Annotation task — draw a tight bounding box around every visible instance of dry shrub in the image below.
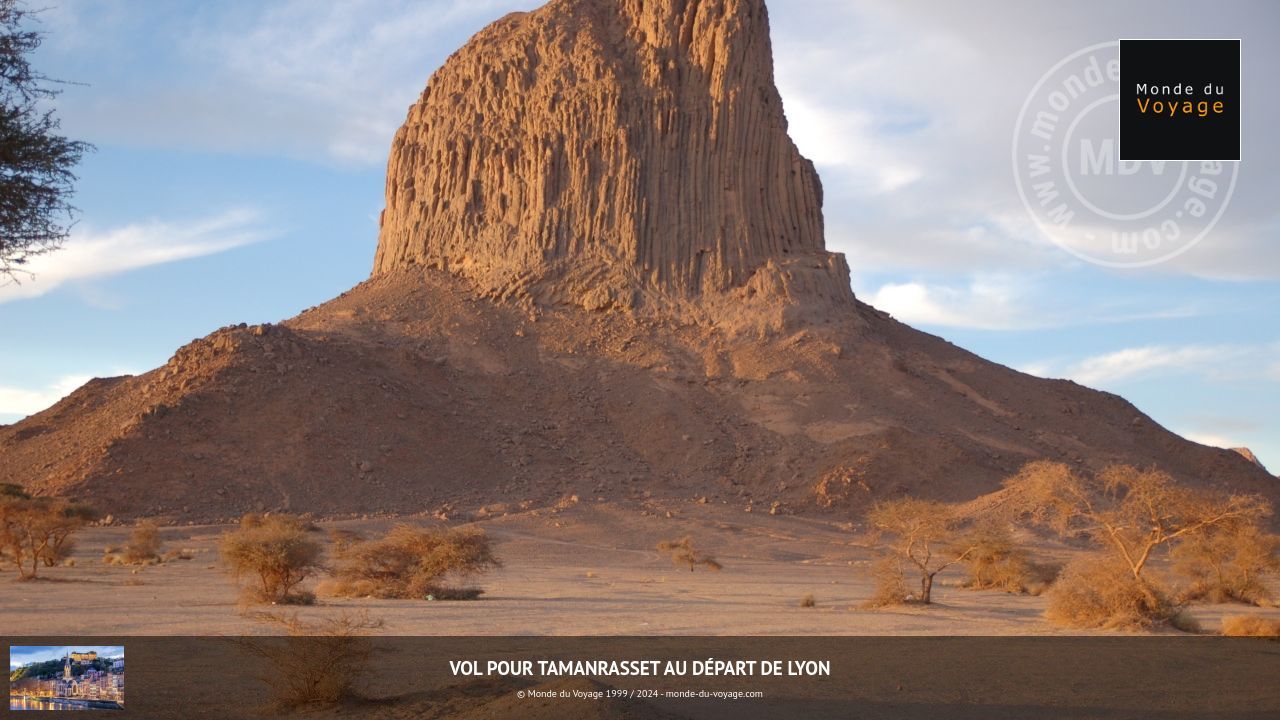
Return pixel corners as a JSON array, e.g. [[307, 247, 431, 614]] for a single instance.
[[958, 523, 1059, 596], [862, 556, 912, 608], [656, 536, 722, 572], [220, 514, 322, 605], [323, 525, 499, 600], [121, 520, 162, 563], [241, 610, 384, 711], [1174, 525, 1280, 607], [1045, 555, 1178, 630], [0, 487, 95, 578], [799, 593, 816, 608], [1220, 615, 1280, 638], [327, 528, 365, 552]]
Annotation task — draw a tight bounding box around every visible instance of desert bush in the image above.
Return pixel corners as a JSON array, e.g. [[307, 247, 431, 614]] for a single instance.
[[241, 610, 384, 711], [656, 536, 723, 572], [958, 522, 1059, 596], [864, 497, 975, 604], [324, 525, 499, 600], [0, 489, 95, 579], [862, 556, 912, 608], [1174, 524, 1280, 607], [220, 514, 322, 604], [799, 593, 816, 608], [1044, 556, 1178, 630], [120, 520, 163, 564], [1220, 615, 1280, 638]]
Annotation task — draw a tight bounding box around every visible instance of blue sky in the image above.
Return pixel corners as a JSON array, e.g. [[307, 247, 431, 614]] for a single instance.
[[9, 646, 124, 670], [0, 0, 1276, 471]]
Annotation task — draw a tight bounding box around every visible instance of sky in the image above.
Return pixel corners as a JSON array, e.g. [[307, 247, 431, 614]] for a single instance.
[[0, 0, 1276, 472], [10, 646, 124, 670]]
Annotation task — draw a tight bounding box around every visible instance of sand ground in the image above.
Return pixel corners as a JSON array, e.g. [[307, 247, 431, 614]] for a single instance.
[[3, 500, 1277, 636]]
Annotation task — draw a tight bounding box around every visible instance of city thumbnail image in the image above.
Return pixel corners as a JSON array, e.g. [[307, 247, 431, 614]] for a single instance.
[[9, 646, 123, 711]]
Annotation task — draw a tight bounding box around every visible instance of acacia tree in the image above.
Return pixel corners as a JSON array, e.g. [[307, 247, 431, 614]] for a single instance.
[[1006, 461, 1270, 582], [0, 0, 91, 277], [865, 497, 976, 604], [0, 485, 94, 579]]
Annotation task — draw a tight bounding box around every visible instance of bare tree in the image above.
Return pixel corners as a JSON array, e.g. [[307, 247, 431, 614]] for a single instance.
[[239, 610, 384, 711], [865, 497, 976, 604]]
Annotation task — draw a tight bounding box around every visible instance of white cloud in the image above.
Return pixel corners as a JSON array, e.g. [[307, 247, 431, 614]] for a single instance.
[[0, 209, 268, 304], [864, 278, 1025, 330], [1180, 432, 1244, 450], [0, 375, 92, 418], [859, 275, 1205, 331], [1026, 344, 1252, 387]]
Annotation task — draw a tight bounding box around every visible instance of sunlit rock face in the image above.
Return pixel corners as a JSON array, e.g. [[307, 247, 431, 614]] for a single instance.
[[373, 0, 854, 327]]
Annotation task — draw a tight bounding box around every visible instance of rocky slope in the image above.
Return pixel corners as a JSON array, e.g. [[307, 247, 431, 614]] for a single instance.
[[2, 268, 1270, 521], [0, 0, 1273, 521]]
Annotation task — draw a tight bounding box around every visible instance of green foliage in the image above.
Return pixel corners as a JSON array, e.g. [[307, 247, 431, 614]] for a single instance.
[[9, 656, 112, 682], [0, 0, 92, 276]]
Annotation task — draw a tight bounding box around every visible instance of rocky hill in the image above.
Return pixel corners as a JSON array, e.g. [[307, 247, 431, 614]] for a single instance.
[[0, 0, 1273, 521]]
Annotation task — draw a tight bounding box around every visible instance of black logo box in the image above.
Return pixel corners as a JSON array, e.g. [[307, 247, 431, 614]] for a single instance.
[[1120, 39, 1241, 161]]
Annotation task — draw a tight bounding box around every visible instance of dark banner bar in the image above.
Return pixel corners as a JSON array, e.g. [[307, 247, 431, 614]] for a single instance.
[[6, 637, 1279, 718]]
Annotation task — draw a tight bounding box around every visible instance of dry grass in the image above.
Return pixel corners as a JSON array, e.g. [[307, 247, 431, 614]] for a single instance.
[[219, 514, 323, 605], [1044, 555, 1179, 630], [240, 610, 384, 711], [322, 524, 499, 600], [656, 536, 722, 572], [1220, 615, 1280, 637]]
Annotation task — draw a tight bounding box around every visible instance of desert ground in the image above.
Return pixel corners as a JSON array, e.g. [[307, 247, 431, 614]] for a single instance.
[[4, 499, 1276, 637]]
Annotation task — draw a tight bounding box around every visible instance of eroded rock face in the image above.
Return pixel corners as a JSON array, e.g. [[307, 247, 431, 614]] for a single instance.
[[373, 0, 853, 326]]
